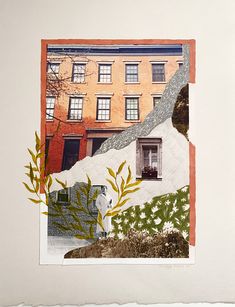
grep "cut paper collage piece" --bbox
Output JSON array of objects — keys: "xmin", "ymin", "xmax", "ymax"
[{"xmin": 36, "ymin": 40, "xmax": 196, "ymax": 263}]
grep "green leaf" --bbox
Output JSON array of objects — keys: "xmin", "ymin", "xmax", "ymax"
[
  {"xmin": 48, "ymin": 175, "xmax": 53, "ymax": 190},
  {"xmin": 53, "ymin": 222, "xmax": 70, "ymax": 231},
  {"xmin": 126, "ymin": 180, "xmax": 142, "ymax": 189},
  {"xmin": 84, "ymin": 220, "xmax": 97, "ymax": 225},
  {"xmin": 29, "ymin": 163, "xmax": 34, "ymax": 183},
  {"xmin": 122, "ymin": 187, "xmax": 140, "ymax": 197},
  {"xmin": 97, "ymin": 211, "xmax": 104, "ymax": 230},
  {"xmin": 28, "ymin": 198, "xmax": 41, "ymax": 204},
  {"xmin": 106, "ymin": 179, "xmax": 118, "ymax": 192},
  {"xmin": 35, "ymin": 131, "xmax": 41, "ymax": 152},
  {"xmin": 87, "ymin": 175, "xmax": 91, "ymax": 191},
  {"xmin": 107, "ymin": 167, "xmax": 116, "ymax": 179},
  {"xmin": 28, "ymin": 148, "xmax": 37, "ymax": 165},
  {"xmin": 24, "ymin": 165, "xmax": 38, "ymax": 171},
  {"xmin": 126, "ymin": 166, "xmax": 132, "ymax": 184},
  {"xmin": 89, "ymin": 225, "xmax": 94, "ymax": 238},
  {"xmin": 117, "ymin": 161, "xmax": 126, "ymax": 175},
  {"xmin": 105, "ymin": 210, "xmax": 121, "ymax": 217},
  {"xmin": 23, "ymin": 182, "xmax": 35, "ymax": 193},
  {"xmin": 55, "ymin": 178, "xmax": 67, "ymax": 189},
  {"xmin": 120, "ymin": 177, "xmax": 125, "ymax": 194},
  {"xmin": 114, "ymin": 198, "xmax": 130, "ymax": 210},
  {"xmin": 71, "ymin": 223, "xmax": 84, "ymax": 231}
]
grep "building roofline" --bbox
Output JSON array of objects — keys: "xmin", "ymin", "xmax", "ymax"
[{"xmin": 47, "ymin": 44, "xmax": 182, "ymax": 56}]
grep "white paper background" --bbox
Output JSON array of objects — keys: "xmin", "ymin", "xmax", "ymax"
[{"xmin": 0, "ymin": 0, "xmax": 235, "ymax": 305}]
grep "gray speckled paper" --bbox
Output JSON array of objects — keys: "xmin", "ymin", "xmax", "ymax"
[{"xmin": 95, "ymin": 44, "xmax": 190, "ymax": 155}]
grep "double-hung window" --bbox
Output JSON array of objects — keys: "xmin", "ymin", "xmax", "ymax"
[
  {"xmin": 136, "ymin": 138, "xmax": 162, "ymax": 180},
  {"xmin": 68, "ymin": 97, "xmax": 83, "ymax": 120},
  {"xmin": 62, "ymin": 139, "xmax": 80, "ymax": 171},
  {"xmin": 47, "ymin": 63, "xmax": 60, "ymax": 79},
  {"xmin": 98, "ymin": 64, "xmax": 112, "ymax": 83},
  {"xmin": 125, "ymin": 64, "xmax": 138, "ymax": 82},
  {"xmin": 96, "ymin": 98, "xmax": 111, "ymax": 120},
  {"xmin": 152, "ymin": 63, "xmax": 165, "ymax": 82},
  {"xmin": 125, "ymin": 97, "xmax": 139, "ymax": 120},
  {"xmin": 46, "ymin": 96, "xmax": 55, "ymax": 120},
  {"xmin": 72, "ymin": 63, "xmax": 86, "ymax": 83}
]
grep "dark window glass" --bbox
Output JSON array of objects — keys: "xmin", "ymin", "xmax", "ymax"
[
  {"xmin": 96, "ymin": 98, "xmax": 111, "ymax": 120},
  {"xmin": 92, "ymin": 138, "xmax": 107, "ymax": 156},
  {"xmin": 98, "ymin": 64, "xmax": 111, "ymax": 82},
  {"xmin": 125, "ymin": 64, "xmax": 138, "ymax": 82},
  {"xmin": 57, "ymin": 189, "xmax": 69, "ymax": 203},
  {"xmin": 68, "ymin": 97, "xmax": 83, "ymax": 120},
  {"xmin": 45, "ymin": 138, "xmax": 50, "ymax": 164},
  {"xmin": 125, "ymin": 97, "xmax": 139, "ymax": 120},
  {"xmin": 152, "ymin": 64, "xmax": 165, "ymax": 82},
  {"xmin": 62, "ymin": 139, "xmax": 80, "ymax": 171}
]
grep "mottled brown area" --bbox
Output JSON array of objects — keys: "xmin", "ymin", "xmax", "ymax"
[
  {"xmin": 64, "ymin": 230, "xmax": 189, "ymax": 258},
  {"xmin": 172, "ymin": 84, "xmax": 189, "ymax": 139}
]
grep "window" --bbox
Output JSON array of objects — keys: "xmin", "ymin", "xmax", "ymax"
[
  {"xmin": 136, "ymin": 138, "xmax": 162, "ymax": 180},
  {"xmin": 47, "ymin": 63, "xmax": 60, "ymax": 78},
  {"xmin": 96, "ymin": 98, "xmax": 111, "ymax": 120},
  {"xmin": 125, "ymin": 97, "xmax": 139, "ymax": 120},
  {"xmin": 45, "ymin": 137, "xmax": 50, "ymax": 164},
  {"xmin": 98, "ymin": 64, "xmax": 112, "ymax": 83},
  {"xmin": 72, "ymin": 64, "xmax": 86, "ymax": 83},
  {"xmin": 46, "ymin": 96, "xmax": 55, "ymax": 120},
  {"xmin": 92, "ymin": 138, "xmax": 107, "ymax": 156},
  {"xmin": 62, "ymin": 139, "xmax": 80, "ymax": 171},
  {"xmin": 68, "ymin": 97, "xmax": 83, "ymax": 120},
  {"xmin": 178, "ymin": 62, "xmax": 183, "ymax": 68},
  {"xmin": 57, "ymin": 188, "xmax": 70, "ymax": 204},
  {"xmin": 125, "ymin": 64, "xmax": 138, "ymax": 82},
  {"xmin": 153, "ymin": 96, "xmax": 161, "ymax": 107},
  {"xmin": 152, "ymin": 64, "xmax": 165, "ymax": 82}
]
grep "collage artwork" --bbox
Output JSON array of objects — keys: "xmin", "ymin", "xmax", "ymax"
[{"xmin": 23, "ymin": 39, "xmax": 196, "ymax": 264}]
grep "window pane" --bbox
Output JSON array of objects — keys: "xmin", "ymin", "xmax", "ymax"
[
  {"xmin": 126, "ymin": 98, "xmax": 139, "ymax": 120},
  {"xmin": 98, "ymin": 64, "xmax": 111, "ymax": 83},
  {"xmin": 97, "ymin": 98, "xmax": 110, "ymax": 120},
  {"xmin": 73, "ymin": 64, "xmax": 86, "ymax": 82},
  {"xmin": 46, "ymin": 97, "xmax": 55, "ymax": 119},
  {"xmin": 125, "ymin": 64, "xmax": 138, "ymax": 82},
  {"xmin": 62, "ymin": 140, "xmax": 80, "ymax": 171},
  {"xmin": 68, "ymin": 97, "xmax": 83, "ymax": 120},
  {"xmin": 153, "ymin": 96, "xmax": 161, "ymax": 107},
  {"xmin": 152, "ymin": 64, "xmax": 165, "ymax": 82}
]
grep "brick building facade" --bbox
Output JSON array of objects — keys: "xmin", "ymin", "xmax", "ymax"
[{"xmin": 45, "ymin": 44, "xmax": 183, "ymax": 174}]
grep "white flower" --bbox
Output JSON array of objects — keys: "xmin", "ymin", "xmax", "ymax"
[
  {"xmin": 139, "ymin": 204, "xmax": 145, "ymax": 209},
  {"xmin": 182, "ymin": 231, "xmax": 188, "ymax": 239},
  {"xmin": 181, "ymin": 215, "xmax": 186, "ymax": 220},
  {"xmin": 183, "ymin": 204, "xmax": 190, "ymax": 211},
  {"xmin": 117, "ymin": 232, "xmax": 124, "ymax": 239},
  {"xmin": 156, "ymin": 201, "xmax": 162, "ymax": 205},
  {"xmin": 147, "ymin": 219, "xmax": 151, "ymax": 224},
  {"xmin": 169, "ymin": 211, "xmax": 173, "ymax": 218},
  {"xmin": 165, "ymin": 200, "xmax": 171, "ymax": 206},
  {"xmin": 172, "ymin": 206, "xmax": 178, "ymax": 213},
  {"xmin": 138, "ymin": 222, "xmax": 143, "ymax": 227},
  {"xmin": 181, "ymin": 198, "xmax": 186, "ymax": 202},
  {"xmin": 115, "ymin": 218, "xmax": 122, "ymax": 224},
  {"xmin": 124, "ymin": 218, "xmax": 128, "ymax": 224},
  {"xmin": 108, "ymin": 232, "xmax": 115, "ymax": 238},
  {"xmin": 118, "ymin": 224, "xmax": 122, "ymax": 230},
  {"xmin": 140, "ymin": 212, "xmax": 146, "ymax": 219},
  {"xmin": 154, "ymin": 217, "xmax": 161, "ymax": 225},
  {"xmin": 131, "ymin": 212, "xmax": 135, "ymax": 217},
  {"xmin": 130, "ymin": 222, "xmax": 135, "ymax": 228},
  {"xmin": 152, "ymin": 206, "xmax": 158, "ymax": 213},
  {"xmin": 163, "ymin": 221, "xmax": 174, "ymax": 233},
  {"xmin": 182, "ymin": 186, "xmax": 188, "ymax": 192},
  {"xmin": 122, "ymin": 211, "xmax": 127, "ymax": 216}
]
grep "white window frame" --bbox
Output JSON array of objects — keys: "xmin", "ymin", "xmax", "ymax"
[{"xmin": 136, "ymin": 138, "xmax": 162, "ymax": 180}]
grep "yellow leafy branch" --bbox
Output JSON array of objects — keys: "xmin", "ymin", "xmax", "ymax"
[{"xmin": 105, "ymin": 161, "xmax": 142, "ymax": 217}]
